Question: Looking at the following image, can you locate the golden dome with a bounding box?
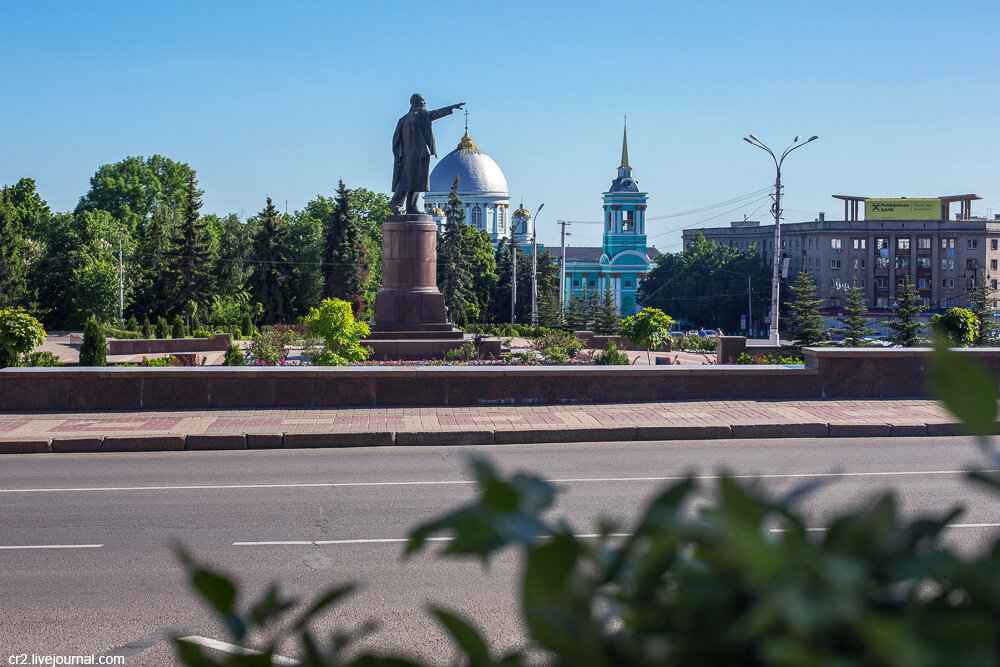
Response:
[430,206,446,217]
[457,131,477,150]
[512,200,531,219]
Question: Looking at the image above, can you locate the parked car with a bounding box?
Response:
[704,331,718,339]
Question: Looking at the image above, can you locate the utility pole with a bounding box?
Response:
[118,227,125,327]
[747,275,752,337]
[531,203,544,326]
[743,134,818,345]
[558,220,571,322]
[511,237,517,326]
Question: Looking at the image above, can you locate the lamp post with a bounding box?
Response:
[117,227,125,328]
[743,134,818,344]
[531,203,544,326]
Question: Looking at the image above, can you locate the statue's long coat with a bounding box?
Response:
[391,106,454,193]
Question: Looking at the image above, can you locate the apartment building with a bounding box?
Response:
[682,194,1000,311]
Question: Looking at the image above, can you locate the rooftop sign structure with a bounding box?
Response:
[864,198,940,220]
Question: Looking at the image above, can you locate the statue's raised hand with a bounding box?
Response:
[450,102,466,111]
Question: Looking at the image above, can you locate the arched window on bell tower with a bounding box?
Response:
[471,205,482,229]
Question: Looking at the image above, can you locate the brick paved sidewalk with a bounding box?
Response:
[0,398,967,454]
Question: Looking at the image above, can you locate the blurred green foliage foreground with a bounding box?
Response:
[175,344,1000,666]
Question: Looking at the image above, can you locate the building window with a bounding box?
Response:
[831,259,841,269]
[471,205,482,228]
[897,238,910,251]
[993,239,999,251]
[993,280,998,290]
[895,257,910,269]
[588,280,596,288]
[941,258,955,270]
[875,277,888,289]
[829,297,841,308]
[968,239,978,249]
[947,298,955,308]
[853,257,866,269]
[992,260,998,270]
[622,210,634,232]
[916,256,931,269]
[921,297,931,307]
[624,280,632,287]
[852,238,866,250]
[858,279,866,288]
[831,238,842,250]
[918,277,930,289]
[876,256,890,269]
[941,238,956,249]
[572,279,580,287]
[966,259,977,270]
[915,236,931,250]
[948,278,955,289]
[876,296,889,307]
[808,238,813,249]
[499,206,505,230]
[896,276,908,289]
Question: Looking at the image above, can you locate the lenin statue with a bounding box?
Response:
[389,94,465,215]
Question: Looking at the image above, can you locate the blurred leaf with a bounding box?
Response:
[191,569,238,617]
[293,585,355,631]
[249,585,295,627]
[431,606,494,666]
[930,339,998,436]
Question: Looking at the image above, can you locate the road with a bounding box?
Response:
[2,436,999,664]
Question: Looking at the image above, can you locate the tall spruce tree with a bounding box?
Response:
[537,291,562,329]
[249,197,294,323]
[168,175,214,313]
[594,281,620,335]
[323,180,369,305]
[836,280,876,346]
[967,269,998,345]
[885,275,924,347]
[0,184,29,307]
[437,177,476,324]
[786,271,827,346]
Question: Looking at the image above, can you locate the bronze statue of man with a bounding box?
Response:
[389,94,465,215]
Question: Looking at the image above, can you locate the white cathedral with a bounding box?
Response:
[422,128,535,246]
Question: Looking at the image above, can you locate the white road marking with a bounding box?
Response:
[235,533,626,547]
[770,522,1000,533]
[2,468,998,494]
[0,543,103,550]
[178,635,295,665]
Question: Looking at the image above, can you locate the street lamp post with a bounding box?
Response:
[531,203,544,326]
[118,227,125,328]
[743,134,818,345]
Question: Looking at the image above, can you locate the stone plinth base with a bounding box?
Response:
[362,333,503,361]
[375,215,448,327]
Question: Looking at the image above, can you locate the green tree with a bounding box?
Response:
[537,290,562,329]
[79,315,107,367]
[967,269,997,345]
[171,314,186,338]
[76,155,197,233]
[620,307,673,363]
[206,213,253,299]
[0,184,30,307]
[593,282,621,335]
[437,177,476,324]
[168,175,215,313]
[886,276,925,347]
[786,270,827,346]
[0,308,46,368]
[565,293,586,331]
[249,197,294,324]
[931,307,977,347]
[322,180,369,306]
[835,280,876,346]
[303,298,371,365]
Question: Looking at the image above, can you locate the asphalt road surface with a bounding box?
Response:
[3,437,999,664]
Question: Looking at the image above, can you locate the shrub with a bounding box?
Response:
[0,308,46,368]
[142,317,152,339]
[191,314,202,333]
[126,315,139,332]
[223,343,245,366]
[593,339,630,365]
[155,316,170,339]
[192,330,213,339]
[621,307,674,363]
[532,330,583,360]
[79,316,106,367]
[171,315,186,339]
[20,350,61,367]
[733,351,804,365]
[248,330,289,365]
[240,312,255,339]
[140,355,175,367]
[443,341,477,362]
[302,299,371,366]
[931,307,977,347]
[103,327,143,340]
[675,333,716,352]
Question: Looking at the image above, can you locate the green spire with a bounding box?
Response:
[619,117,630,170]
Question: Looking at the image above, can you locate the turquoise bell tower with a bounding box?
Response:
[602,121,648,259]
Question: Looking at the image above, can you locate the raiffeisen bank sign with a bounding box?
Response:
[865,198,940,220]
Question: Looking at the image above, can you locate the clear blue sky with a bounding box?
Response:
[2,0,998,251]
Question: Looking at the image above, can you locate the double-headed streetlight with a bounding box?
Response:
[743,134,818,345]
[118,227,125,327]
[531,203,544,326]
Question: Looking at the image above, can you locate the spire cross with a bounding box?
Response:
[464,107,469,133]
[619,115,630,170]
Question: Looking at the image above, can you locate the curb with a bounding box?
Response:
[0,421,980,454]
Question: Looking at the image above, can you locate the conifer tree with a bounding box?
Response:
[786,271,827,346]
[566,293,586,331]
[323,180,369,304]
[168,175,214,313]
[835,280,875,346]
[249,197,294,324]
[967,269,997,345]
[594,281,620,334]
[537,291,562,329]
[0,184,29,307]
[885,275,924,347]
[79,315,106,366]
[437,177,475,323]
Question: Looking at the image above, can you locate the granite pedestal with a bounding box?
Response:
[365,214,487,359]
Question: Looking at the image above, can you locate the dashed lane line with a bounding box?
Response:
[178,636,296,665]
[0,543,103,550]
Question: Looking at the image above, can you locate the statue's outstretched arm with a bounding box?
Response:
[430,102,465,121]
